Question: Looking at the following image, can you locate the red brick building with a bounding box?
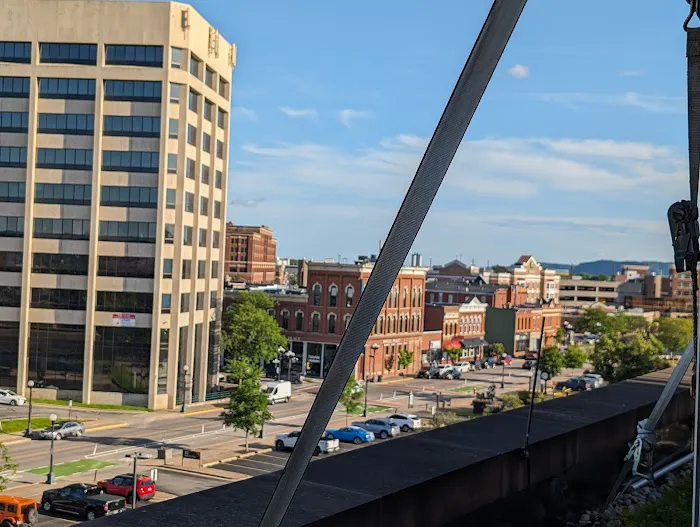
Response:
[224,223,277,284]
[425,277,527,308]
[273,261,427,379]
[424,298,488,362]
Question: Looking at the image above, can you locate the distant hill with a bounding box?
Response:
[541,260,672,277]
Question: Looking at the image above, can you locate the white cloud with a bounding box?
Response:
[279,106,318,119]
[337,109,373,128]
[231,107,258,122]
[507,64,529,79]
[536,91,684,114]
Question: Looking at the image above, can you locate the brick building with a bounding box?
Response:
[425,277,527,308]
[485,302,562,357]
[273,261,427,379]
[487,255,560,304]
[224,223,277,284]
[424,298,487,362]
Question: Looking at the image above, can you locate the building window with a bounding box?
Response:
[344,314,351,328]
[37,148,93,170]
[216,140,225,159]
[328,314,337,334]
[184,225,193,246]
[98,221,157,243]
[38,113,93,135]
[103,115,161,137]
[102,151,159,173]
[189,89,199,112]
[190,55,202,78]
[185,192,194,213]
[35,183,90,205]
[105,45,163,67]
[166,188,176,209]
[0,42,31,64]
[294,311,303,331]
[197,260,206,279]
[0,111,29,132]
[201,165,210,184]
[212,260,219,277]
[33,253,88,276]
[168,118,178,139]
[95,256,154,279]
[196,292,205,311]
[92,326,151,394]
[28,324,85,391]
[96,291,153,314]
[186,158,195,179]
[0,147,27,168]
[281,310,290,330]
[167,153,177,173]
[0,77,30,98]
[100,186,158,208]
[329,284,338,307]
[40,43,97,65]
[200,196,209,215]
[181,259,192,280]
[170,83,182,103]
[218,109,228,129]
[33,218,87,240]
[165,223,175,244]
[379,317,384,334]
[312,284,321,306]
[412,287,417,307]
[219,78,229,100]
[0,286,21,307]
[161,294,172,314]
[187,124,197,146]
[203,132,211,153]
[204,99,213,121]
[198,228,207,247]
[104,80,161,102]
[0,251,23,273]
[205,67,215,88]
[418,287,422,306]
[345,285,354,307]
[214,200,221,219]
[163,259,173,278]
[180,293,190,313]
[215,170,223,189]
[0,182,25,203]
[213,231,220,248]
[311,312,320,332]
[171,47,183,69]
[403,287,408,308]
[31,288,87,310]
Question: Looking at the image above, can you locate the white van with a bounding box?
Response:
[265,381,292,404]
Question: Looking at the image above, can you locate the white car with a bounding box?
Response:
[387,413,422,432]
[579,374,604,389]
[453,362,472,373]
[275,430,340,455]
[0,389,25,406]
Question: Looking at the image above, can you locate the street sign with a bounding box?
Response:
[182,449,201,460]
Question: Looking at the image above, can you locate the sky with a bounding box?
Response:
[185,0,692,266]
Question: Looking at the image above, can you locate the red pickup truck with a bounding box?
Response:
[97,475,156,502]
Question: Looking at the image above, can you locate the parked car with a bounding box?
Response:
[522,360,536,370]
[41,483,126,521]
[453,362,472,373]
[33,421,84,440]
[325,426,375,444]
[0,495,38,526]
[579,373,604,389]
[435,364,456,378]
[97,474,156,502]
[495,355,513,366]
[275,430,340,455]
[387,413,422,432]
[416,366,439,379]
[555,378,591,392]
[0,389,25,406]
[439,367,461,380]
[351,419,400,439]
[265,381,292,404]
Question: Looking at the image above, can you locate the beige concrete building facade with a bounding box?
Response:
[0,0,235,409]
[559,276,619,308]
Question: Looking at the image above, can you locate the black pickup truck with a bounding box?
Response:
[41,483,126,521]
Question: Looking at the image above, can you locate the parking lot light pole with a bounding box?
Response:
[125,452,152,509]
[363,344,379,417]
[500,353,507,389]
[181,364,189,413]
[25,380,34,437]
[46,413,57,484]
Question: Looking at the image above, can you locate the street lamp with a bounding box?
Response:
[25,380,35,437]
[125,452,153,509]
[272,358,280,381]
[180,365,189,413]
[363,344,379,417]
[500,353,507,389]
[46,413,57,484]
[284,350,296,381]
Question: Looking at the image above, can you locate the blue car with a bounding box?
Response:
[325,426,375,444]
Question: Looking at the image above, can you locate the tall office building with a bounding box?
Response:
[0,0,235,409]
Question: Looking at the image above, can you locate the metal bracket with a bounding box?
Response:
[668,200,700,272]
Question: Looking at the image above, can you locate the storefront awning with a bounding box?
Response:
[461,338,486,348]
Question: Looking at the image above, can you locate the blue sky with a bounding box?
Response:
[188,0,691,266]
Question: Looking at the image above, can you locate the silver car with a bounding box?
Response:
[351,419,400,439]
[35,421,85,440]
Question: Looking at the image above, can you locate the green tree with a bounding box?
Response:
[221,378,272,451]
[0,442,17,491]
[575,308,615,334]
[554,327,565,344]
[563,344,587,374]
[590,332,669,383]
[539,346,564,378]
[590,333,624,381]
[339,375,364,425]
[443,347,461,363]
[398,348,414,370]
[617,314,649,334]
[652,317,693,354]
[492,342,505,357]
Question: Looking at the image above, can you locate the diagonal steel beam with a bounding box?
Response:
[258,1,528,525]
